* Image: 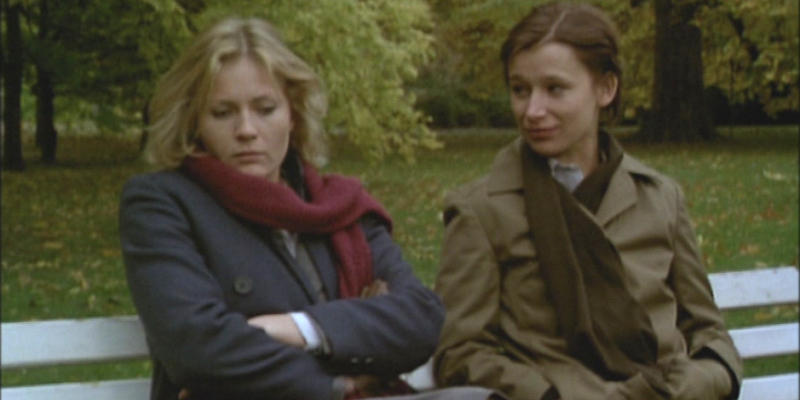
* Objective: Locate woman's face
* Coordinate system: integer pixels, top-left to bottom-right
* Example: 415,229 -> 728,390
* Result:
508,42 -> 616,166
197,57 -> 294,182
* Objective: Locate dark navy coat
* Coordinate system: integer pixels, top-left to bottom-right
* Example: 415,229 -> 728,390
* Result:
120,171 -> 444,400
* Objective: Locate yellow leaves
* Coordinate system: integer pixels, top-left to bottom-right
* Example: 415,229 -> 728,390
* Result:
739,244 -> 761,256
763,170 -> 790,181
1,143 -> 141,321
251,0 -> 437,162
701,0 -> 800,114
101,248 -> 121,258
42,241 -> 65,250
70,270 -> 91,292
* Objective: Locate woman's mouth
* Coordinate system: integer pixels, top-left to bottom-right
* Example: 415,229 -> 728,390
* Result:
232,151 -> 264,163
525,126 -> 558,140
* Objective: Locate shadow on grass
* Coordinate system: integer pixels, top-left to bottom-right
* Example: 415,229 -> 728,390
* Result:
11,135 -> 147,171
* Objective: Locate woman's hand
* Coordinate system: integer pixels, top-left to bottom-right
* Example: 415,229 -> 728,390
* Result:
247,314 -> 306,348
246,279 -> 388,349
343,374 -> 382,395
343,373 -> 416,399
360,279 -> 389,298
181,281 -> 391,400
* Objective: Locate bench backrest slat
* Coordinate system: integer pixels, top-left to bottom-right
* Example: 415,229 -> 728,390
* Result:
738,374 -> 800,400
729,323 -> 799,358
1,379 -> 150,400
709,266 -> 799,310
1,316 -> 148,369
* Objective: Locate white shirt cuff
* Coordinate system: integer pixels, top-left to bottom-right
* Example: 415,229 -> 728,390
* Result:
289,312 -> 322,352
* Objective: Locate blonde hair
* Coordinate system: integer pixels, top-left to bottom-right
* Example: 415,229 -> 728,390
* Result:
145,17 -> 328,169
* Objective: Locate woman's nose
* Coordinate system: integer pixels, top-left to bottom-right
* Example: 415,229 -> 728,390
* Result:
235,111 -> 257,140
525,93 -> 547,120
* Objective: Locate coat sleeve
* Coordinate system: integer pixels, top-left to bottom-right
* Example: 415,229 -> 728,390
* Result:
433,194 -> 555,400
304,215 -> 445,376
120,175 -> 338,400
667,183 -> 743,399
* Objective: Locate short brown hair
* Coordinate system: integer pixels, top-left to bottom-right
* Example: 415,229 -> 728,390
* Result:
145,17 -> 328,169
500,2 -> 622,120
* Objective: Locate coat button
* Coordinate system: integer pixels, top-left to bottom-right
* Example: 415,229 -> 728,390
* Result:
233,276 -> 253,295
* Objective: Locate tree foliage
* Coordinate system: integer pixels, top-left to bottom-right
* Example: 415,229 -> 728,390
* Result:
699,0 -> 799,117
268,0 -> 437,161
425,0 -> 798,130
1,0 -> 197,167
25,0 -> 195,127
2,0 -> 437,165
190,0 -> 438,161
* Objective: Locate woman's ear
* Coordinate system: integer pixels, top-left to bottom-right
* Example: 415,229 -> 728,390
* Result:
596,73 -> 619,108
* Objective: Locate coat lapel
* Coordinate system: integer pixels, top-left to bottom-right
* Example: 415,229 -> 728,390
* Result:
595,158 -> 637,227
305,237 -> 339,300
266,231 -> 320,303
487,138 -> 525,195
595,155 -> 660,227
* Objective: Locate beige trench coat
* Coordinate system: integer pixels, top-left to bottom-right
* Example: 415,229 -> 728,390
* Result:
434,138 -> 742,400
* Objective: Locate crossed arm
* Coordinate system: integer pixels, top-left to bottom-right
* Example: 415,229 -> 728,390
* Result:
179,281 -> 391,399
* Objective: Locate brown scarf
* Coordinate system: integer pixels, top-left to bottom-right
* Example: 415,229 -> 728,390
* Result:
181,155 -> 391,299
521,132 -> 668,395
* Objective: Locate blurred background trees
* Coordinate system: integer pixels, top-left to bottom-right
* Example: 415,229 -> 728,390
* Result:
3,0 -> 196,168
2,0 -> 436,168
2,0 -> 798,169
420,0 -> 797,138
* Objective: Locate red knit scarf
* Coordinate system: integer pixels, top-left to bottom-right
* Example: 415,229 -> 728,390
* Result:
181,155 -> 392,299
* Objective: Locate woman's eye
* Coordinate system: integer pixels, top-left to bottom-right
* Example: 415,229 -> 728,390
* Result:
211,108 -> 232,118
511,85 -> 530,98
548,85 -> 565,95
257,106 -> 276,115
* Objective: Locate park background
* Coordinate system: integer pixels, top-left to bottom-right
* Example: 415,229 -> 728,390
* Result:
2,0 -> 798,389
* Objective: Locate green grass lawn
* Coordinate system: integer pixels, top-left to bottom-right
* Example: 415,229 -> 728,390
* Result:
2,125 -> 797,385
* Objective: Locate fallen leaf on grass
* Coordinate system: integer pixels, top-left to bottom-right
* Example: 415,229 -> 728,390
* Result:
70,270 -> 90,290
42,241 -> 64,250
762,170 -> 788,181
101,248 -> 120,257
759,203 -> 779,220
738,244 -> 760,255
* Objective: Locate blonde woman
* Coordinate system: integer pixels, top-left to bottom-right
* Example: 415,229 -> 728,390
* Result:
121,17 -> 498,400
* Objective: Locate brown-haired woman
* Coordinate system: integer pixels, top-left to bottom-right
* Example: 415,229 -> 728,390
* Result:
433,3 -> 742,400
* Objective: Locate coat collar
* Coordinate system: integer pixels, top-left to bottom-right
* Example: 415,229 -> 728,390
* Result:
486,137 -> 526,194
485,137 -> 660,227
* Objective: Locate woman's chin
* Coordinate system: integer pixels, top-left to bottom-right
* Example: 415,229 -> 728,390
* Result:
234,164 -> 274,181
524,138 -> 561,159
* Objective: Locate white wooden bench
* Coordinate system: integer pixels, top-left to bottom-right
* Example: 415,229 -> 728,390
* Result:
2,266 -> 798,400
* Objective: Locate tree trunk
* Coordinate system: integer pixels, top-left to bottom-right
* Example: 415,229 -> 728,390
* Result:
1,0 -> 4,140
36,70 -> 57,164
35,0 -> 58,164
2,0 -> 26,171
637,0 -> 716,142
